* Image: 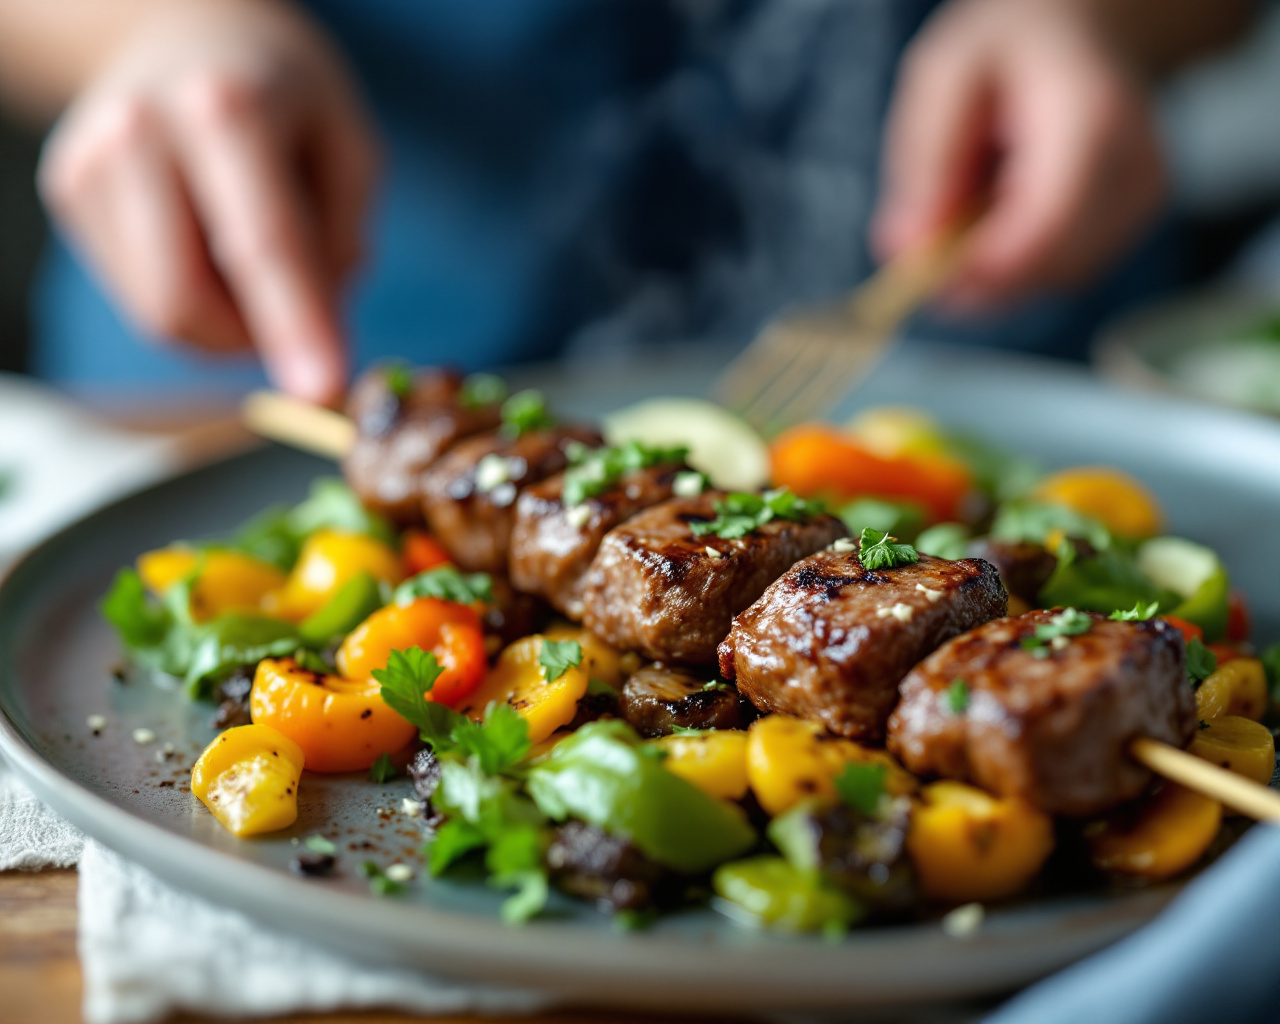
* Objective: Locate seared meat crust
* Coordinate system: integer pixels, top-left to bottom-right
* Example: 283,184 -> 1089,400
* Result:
965,538 -> 1058,605
620,663 -> 754,737
420,425 -> 601,573
342,367 -> 500,525
580,493 -> 846,665
509,464 -> 684,619
720,549 -> 1007,740
887,611 -> 1195,816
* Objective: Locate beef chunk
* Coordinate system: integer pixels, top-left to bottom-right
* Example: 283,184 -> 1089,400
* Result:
887,611 -> 1195,816
342,366 -> 501,525
721,547 -> 1007,740
509,463 -> 683,620
580,493 -> 846,665
420,425 -> 602,573
966,538 -> 1058,605
546,821 -> 673,913
620,664 -> 753,737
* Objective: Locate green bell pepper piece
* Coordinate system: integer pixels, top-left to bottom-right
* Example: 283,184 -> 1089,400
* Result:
526,720 -> 755,873
1137,537 -> 1230,642
298,571 -> 383,647
713,856 -> 863,932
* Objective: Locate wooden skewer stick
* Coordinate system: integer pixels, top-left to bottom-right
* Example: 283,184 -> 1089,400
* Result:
1131,737 -> 1280,821
240,390 -> 1280,823
241,390 -> 356,460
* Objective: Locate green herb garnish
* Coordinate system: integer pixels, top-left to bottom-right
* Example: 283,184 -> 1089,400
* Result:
834,762 -> 887,816
500,389 -> 554,436
915,523 -> 972,561
1186,636 -> 1218,687
303,834 -> 337,855
539,638 -> 583,684
393,566 -> 492,606
946,679 -> 970,714
1020,607 -> 1093,658
858,528 -> 919,571
369,753 -> 398,783
360,860 -> 406,897
689,488 -> 819,540
459,372 -> 508,409
384,362 -> 413,399
1110,601 -> 1160,622
561,441 -> 688,507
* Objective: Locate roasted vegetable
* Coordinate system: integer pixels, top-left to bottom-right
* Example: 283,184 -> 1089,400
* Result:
1196,658 -> 1268,722
621,665 -> 753,738
1137,537 -> 1230,643
1085,783 -> 1222,882
138,546 -> 286,622
907,781 -> 1055,903
267,529 -> 404,620
1189,716 -> 1276,786
191,723 -> 304,836
746,715 -> 915,817
460,635 -> 589,744
544,623 -> 629,689
1031,467 -> 1163,540
713,856 -> 862,932
527,720 -> 756,873
654,730 -> 749,801
297,571 -> 384,647
250,657 -> 416,772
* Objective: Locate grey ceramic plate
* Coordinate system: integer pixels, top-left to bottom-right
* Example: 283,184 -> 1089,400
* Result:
3,343 -> 1279,1013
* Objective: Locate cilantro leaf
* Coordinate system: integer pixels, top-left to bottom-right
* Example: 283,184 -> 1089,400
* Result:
837,498 -> 925,544
303,834 -> 337,855
425,819 -> 486,875
1020,607 -> 1093,658
459,372 -> 507,409
501,389 -> 555,436
383,361 -> 413,399
452,703 -> 532,775
858,528 -> 919,571
1186,636 -> 1218,687
372,647 -> 460,748
946,679 -> 970,714
689,488 -> 819,540
915,522 -> 972,561
491,869 -> 549,925
539,638 -> 582,684
101,568 -> 171,648
359,861 -> 406,897
393,566 -> 493,606
1110,601 -> 1160,622
561,441 -> 688,507
834,762 -> 887,816
369,753 -> 397,783
286,477 -> 397,549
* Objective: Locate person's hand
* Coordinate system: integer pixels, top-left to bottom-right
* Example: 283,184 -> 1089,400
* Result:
39,0 -> 377,404
872,0 -> 1165,311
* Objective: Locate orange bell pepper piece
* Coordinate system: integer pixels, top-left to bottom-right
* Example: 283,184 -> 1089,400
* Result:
403,531 -> 452,575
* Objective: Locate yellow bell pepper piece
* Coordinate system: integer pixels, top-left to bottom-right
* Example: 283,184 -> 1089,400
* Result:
137,546 -> 286,623
1189,715 -> 1276,786
907,781 -> 1055,904
1196,659 -> 1268,722
543,622 -> 627,688
1085,783 -> 1221,882
845,406 -> 946,458
746,715 -> 915,817
265,529 -> 404,620
191,724 -> 305,837
459,635 -> 589,744
656,730 -> 749,800
1032,467 -> 1164,539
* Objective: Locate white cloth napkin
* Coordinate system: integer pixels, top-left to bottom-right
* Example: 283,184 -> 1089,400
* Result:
0,375 -> 551,1023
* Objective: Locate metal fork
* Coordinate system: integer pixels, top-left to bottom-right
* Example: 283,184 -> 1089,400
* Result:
712,220 -> 971,435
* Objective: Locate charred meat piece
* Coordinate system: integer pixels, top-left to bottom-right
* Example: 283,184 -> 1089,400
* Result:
887,612 -> 1195,816
546,821 -> 674,913
343,367 -> 502,525
620,663 -> 754,737
509,463 -> 684,620
420,425 -> 602,573
721,548 -> 1006,741
581,493 -> 846,665
966,538 -> 1057,605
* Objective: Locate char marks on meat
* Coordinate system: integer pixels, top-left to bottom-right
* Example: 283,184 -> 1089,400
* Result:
620,663 -> 754,737
887,611 -> 1195,816
580,493 -> 847,665
343,367 -> 501,525
721,549 -> 1007,740
420,425 -> 602,573
509,463 -> 684,619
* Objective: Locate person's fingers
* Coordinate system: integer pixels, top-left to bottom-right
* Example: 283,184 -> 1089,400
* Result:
169,74 -> 347,405
872,19 -> 994,262
39,96 -> 252,352
307,89 -> 380,284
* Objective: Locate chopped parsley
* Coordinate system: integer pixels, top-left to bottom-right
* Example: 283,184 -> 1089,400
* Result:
369,753 -> 397,783
915,522 -> 972,561
689,488 -> 819,540
1110,601 -> 1159,622
858,528 -> 919,571
500,389 -> 555,436
539,638 -> 583,684
393,566 -> 493,606
360,860 -> 407,897
383,362 -> 413,399
561,440 -> 688,507
946,679 -> 970,714
459,372 -> 508,409
303,834 -> 337,855
1020,607 -> 1093,659
834,761 -> 887,816
1186,636 -> 1218,687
